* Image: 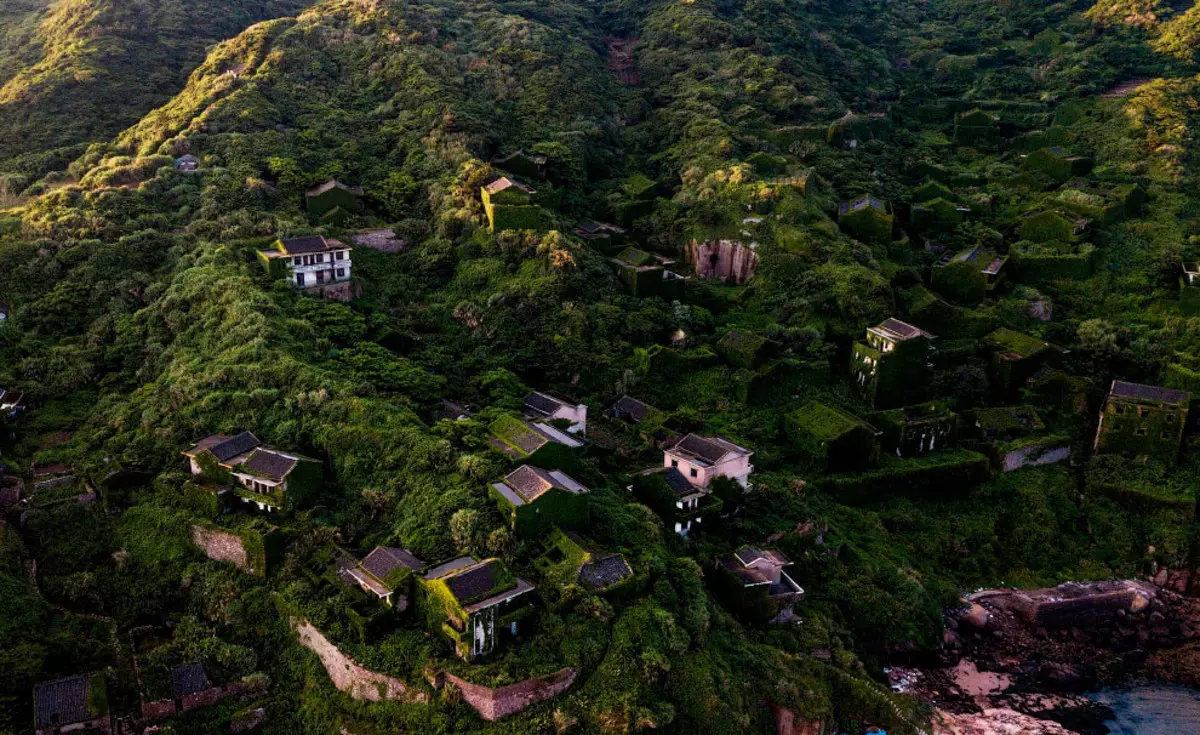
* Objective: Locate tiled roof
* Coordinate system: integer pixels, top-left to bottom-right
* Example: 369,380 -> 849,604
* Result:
579,554 -> 633,590
240,449 -> 298,482
444,560 -> 500,604
209,432 -> 262,462
661,467 -> 695,497
437,400 -> 471,421
35,675 -> 95,728
501,465 -> 588,504
613,395 -> 651,422
362,547 -> 423,582
306,180 -> 363,197
1110,380 -> 1189,405
735,546 -> 766,566
483,176 -> 534,195
278,235 -> 342,255
524,391 -> 567,417
876,318 -> 924,340
669,434 -> 748,465
184,434 -> 231,457
171,663 -> 211,698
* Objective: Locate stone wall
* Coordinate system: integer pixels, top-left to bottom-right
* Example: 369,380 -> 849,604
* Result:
293,619 -> 426,703
689,240 -> 759,284
431,668 -> 577,721
191,524 -> 248,571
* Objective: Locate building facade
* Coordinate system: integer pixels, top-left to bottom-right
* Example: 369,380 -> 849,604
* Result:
257,236 -> 352,289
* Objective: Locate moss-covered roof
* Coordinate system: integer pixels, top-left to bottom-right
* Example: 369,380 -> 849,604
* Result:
792,402 -> 877,441
984,327 -> 1049,360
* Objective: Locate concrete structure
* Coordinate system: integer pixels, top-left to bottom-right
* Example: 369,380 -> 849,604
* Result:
182,432 -> 321,512
715,546 -> 804,620
687,239 -> 759,284
490,465 -> 589,537
421,557 -> 536,660
340,546 -> 425,608
1093,380 -> 1190,464
851,318 -> 934,409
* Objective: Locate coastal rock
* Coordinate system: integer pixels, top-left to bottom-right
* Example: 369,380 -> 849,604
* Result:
964,604 -> 990,630
933,707 -> 1078,734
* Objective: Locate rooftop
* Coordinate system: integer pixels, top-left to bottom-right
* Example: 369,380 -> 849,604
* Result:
433,557 -> 533,612
362,546 -> 424,582
483,177 -> 535,196
240,448 -> 298,482
170,663 -> 210,699
494,465 -> 588,506
1109,380 -> 1189,406
306,180 -> 363,198
579,554 -> 633,591
839,195 -> 886,215
277,235 -> 348,255
667,434 -> 751,466
524,391 -> 573,418
791,402 -> 879,442
613,395 -> 652,422
35,674 -> 104,729
984,328 -> 1050,361
870,317 -> 931,342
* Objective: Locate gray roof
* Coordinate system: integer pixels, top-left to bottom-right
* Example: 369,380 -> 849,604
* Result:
1110,380 -> 1189,405
424,556 -> 478,580
171,663 -> 210,698
524,391 -> 569,417
497,465 -> 587,505
241,449 -> 298,482
35,675 -> 97,728
306,180 -> 363,197
209,432 -> 261,462
279,236 -> 342,255
444,561 -> 500,603
579,554 -> 632,590
669,434 -> 749,466
613,395 -> 651,422
362,547 -> 423,582
661,467 -> 694,497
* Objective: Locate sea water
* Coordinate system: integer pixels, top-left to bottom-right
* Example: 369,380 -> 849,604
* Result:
1085,684 -> 1200,734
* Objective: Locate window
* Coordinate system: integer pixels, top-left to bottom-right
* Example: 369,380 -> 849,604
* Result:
316,254 -> 324,263
316,271 -> 325,285
1160,431 -> 1170,440
1114,405 -> 1125,415
1135,428 -> 1148,436
336,251 -> 345,260
689,468 -> 698,478
336,268 -> 345,278
670,459 -> 678,468
295,273 -> 305,286
293,256 -> 301,265
1168,413 -> 1177,422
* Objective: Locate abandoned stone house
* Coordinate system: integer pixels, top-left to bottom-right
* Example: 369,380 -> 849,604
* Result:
851,318 -> 934,409
714,546 -> 804,622
488,414 -> 584,465
790,401 -> 881,472
340,546 -> 425,609
182,432 -> 322,512
869,401 -> 957,458
481,176 -> 540,232
493,150 -> 548,179
664,433 -> 754,490
490,465 -> 590,537
931,246 -> 1008,302
420,556 -> 536,661
523,392 -> 588,435
687,239 -> 759,284
837,195 -> 893,245
305,180 -> 364,220
634,464 -> 718,538
257,235 -> 353,290
174,154 -> 199,173
971,405 -> 1070,472
1093,380 -> 1191,464
578,553 -> 634,593
982,327 -> 1053,399
34,673 -> 111,735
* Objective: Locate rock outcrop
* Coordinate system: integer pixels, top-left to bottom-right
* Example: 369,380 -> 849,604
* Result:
688,239 -> 759,284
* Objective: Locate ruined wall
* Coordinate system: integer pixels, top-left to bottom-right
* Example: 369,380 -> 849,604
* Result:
293,619 -> 426,703
434,668 -> 577,721
1002,444 -> 1069,472
689,240 -> 759,284
191,524 -> 248,570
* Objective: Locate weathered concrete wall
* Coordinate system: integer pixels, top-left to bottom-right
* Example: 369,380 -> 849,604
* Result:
191,524 -> 248,571
432,668 -> 576,721
689,240 -> 759,284
1002,443 -> 1069,472
293,619 -> 426,703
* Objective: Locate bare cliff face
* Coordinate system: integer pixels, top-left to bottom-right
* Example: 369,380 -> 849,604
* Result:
894,579 -> 1200,734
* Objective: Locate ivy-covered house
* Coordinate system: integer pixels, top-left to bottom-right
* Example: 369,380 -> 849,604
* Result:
488,415 -> 584,469
524,392 -> 588,435
630,466 -> 723,539
304,180 -> 363,222
490,465 -> 589,537
931,246 -> 1007,304
1010,240 -> 1096,285
716,330 -> 774,369
1021,147 -> 1092,182
493,150 -> 547,180
851,318 -> 934,409
34,673 -> 110,735
837,195 -> 893,245
481,177 -> 541,232
575,220 -> 626,252
969,406 -> 1069,472
954,108 -> 998,143
1181,262 -> 1200,315
419,557 -> 536,661
869,402 -> 957,458
1018,210 -> 1080,244
1093,381 -> 1190,465
340,546 -> 425,609
609,247 -> 688,298
789,402 -> 881,472
182,432 -> 322,512
256,235 -> 353,291
982,328 -> 1053,400
911,197 -> 968,232
712,546 -> 804,622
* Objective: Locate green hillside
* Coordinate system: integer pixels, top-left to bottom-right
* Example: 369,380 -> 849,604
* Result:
0,0 -> 1199,732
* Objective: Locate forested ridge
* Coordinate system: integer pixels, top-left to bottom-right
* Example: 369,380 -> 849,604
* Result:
2,0 -> 1200,733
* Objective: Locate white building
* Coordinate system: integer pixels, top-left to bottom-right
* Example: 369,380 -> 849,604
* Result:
258,235 -> 352,289
663,433 -> 754,490
523,392 -> 588,435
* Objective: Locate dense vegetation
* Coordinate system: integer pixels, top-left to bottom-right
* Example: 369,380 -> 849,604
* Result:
2,0 -> 1200,733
